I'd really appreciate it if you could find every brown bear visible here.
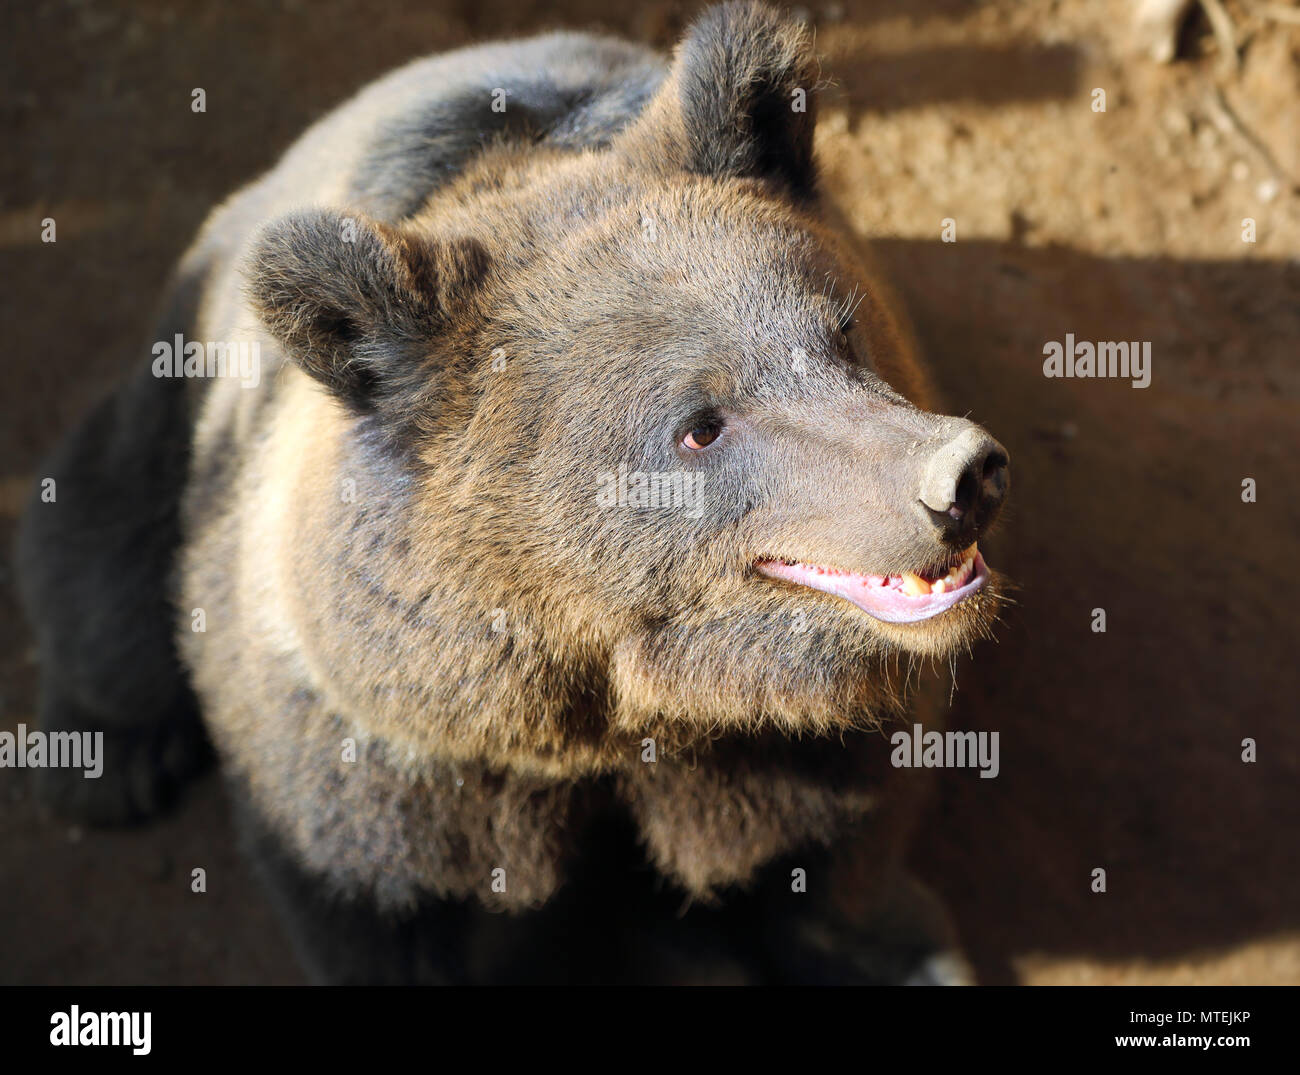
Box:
[16,2,1009,984]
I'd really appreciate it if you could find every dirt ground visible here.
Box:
[1,0,1297,985]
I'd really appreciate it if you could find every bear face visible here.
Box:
[242,2,1009,752]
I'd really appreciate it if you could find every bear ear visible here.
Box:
[245,208,489,410]
[622,2,819,199]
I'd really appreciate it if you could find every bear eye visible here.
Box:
[836,313,855,351]
[682,419,724,451]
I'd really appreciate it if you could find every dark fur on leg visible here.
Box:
[14,272,213,825]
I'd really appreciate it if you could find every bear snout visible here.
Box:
[917,424,1010,544]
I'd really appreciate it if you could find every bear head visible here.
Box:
[244,2,1010,750]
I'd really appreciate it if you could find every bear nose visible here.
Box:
[917,426,1009,539]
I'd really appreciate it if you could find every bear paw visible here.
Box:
[33,695,211,826]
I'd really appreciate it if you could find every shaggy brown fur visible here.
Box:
[19,3,1009,983]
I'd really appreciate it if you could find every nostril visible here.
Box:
[982,449,1008,480]
[918,426,1009,525]
[951,468,979,518]
[980,449,1010,514]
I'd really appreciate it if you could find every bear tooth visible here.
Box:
[932,579,947,595]
[900,572,931,596]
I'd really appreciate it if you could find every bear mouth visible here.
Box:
[755,543,987,624]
